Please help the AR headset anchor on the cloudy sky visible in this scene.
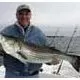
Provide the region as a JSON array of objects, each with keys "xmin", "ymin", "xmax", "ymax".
[{"xmin": 0, "ymin": 2, "xmax": 80, "ymax": 36}]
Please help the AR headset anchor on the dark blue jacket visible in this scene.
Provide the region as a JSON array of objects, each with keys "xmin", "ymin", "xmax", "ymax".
[{"xmin": 1, "ymin": 23, "xmax": 47, "ymax": 76}]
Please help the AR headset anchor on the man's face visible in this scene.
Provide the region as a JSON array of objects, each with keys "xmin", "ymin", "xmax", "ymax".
[{"xmin": 16, "ymin": 9, "xmax": 31, "ymax": 27}]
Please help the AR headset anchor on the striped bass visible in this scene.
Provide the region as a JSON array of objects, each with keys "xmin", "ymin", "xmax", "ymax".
[{"xmin": 0, "ymin": 35, "xmax": 78, "ymax": 72}]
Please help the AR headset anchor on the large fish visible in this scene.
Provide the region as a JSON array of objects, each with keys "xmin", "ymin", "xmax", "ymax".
[{"xmin": 0, "ymin": 34, "xmax": 79, "ymax": 72}]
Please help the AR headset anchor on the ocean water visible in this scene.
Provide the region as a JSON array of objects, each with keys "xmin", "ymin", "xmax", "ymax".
[{"xmin": 47, "ymin": 36, "xmax": 80, "ymax": 56}]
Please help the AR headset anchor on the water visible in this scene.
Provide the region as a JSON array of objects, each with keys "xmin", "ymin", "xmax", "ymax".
[{"xmin": 47, "ymin": 36, "xmax": 80, "ymax": 56}]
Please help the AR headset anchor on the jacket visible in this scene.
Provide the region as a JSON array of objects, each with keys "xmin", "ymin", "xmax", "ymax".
[{"xmin": 1, "ymin": 23, "xmax": 47, "ymax": 76}]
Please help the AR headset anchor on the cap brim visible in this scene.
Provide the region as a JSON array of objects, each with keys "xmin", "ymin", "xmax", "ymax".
[{"xmin": 17, "ymin": 8, "xmax": 31, "ymax": 12}]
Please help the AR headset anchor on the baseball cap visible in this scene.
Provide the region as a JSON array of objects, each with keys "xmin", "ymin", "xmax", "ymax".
[{"xmin": 16, "ymin": 4, "xmax": 31, "ymax": 12}]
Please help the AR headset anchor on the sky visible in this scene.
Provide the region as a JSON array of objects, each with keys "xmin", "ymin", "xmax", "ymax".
[{"xmin": 0, "ymin": 2, "xmax": 80, "ymax": 36}]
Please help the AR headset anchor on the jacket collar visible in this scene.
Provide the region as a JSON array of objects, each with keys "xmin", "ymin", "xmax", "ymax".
[{"xmin": 15, "ymin": 22, "xmax": 32, "ymax": 35}]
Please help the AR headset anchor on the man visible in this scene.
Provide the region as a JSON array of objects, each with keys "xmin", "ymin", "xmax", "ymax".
[{"xmin": 1, "ymin": 4, "xmax": 47, "ymax": 78}]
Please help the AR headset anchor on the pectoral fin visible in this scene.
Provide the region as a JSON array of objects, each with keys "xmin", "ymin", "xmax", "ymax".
[{"xmin": 17, "ymin": 51, "xmax": 28, "ymax": 60}]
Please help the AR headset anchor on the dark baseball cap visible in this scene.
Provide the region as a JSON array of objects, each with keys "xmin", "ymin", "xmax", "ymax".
[{"xmin": 16, "ymin": 4, "xmax": 31, "ymax": 12}]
